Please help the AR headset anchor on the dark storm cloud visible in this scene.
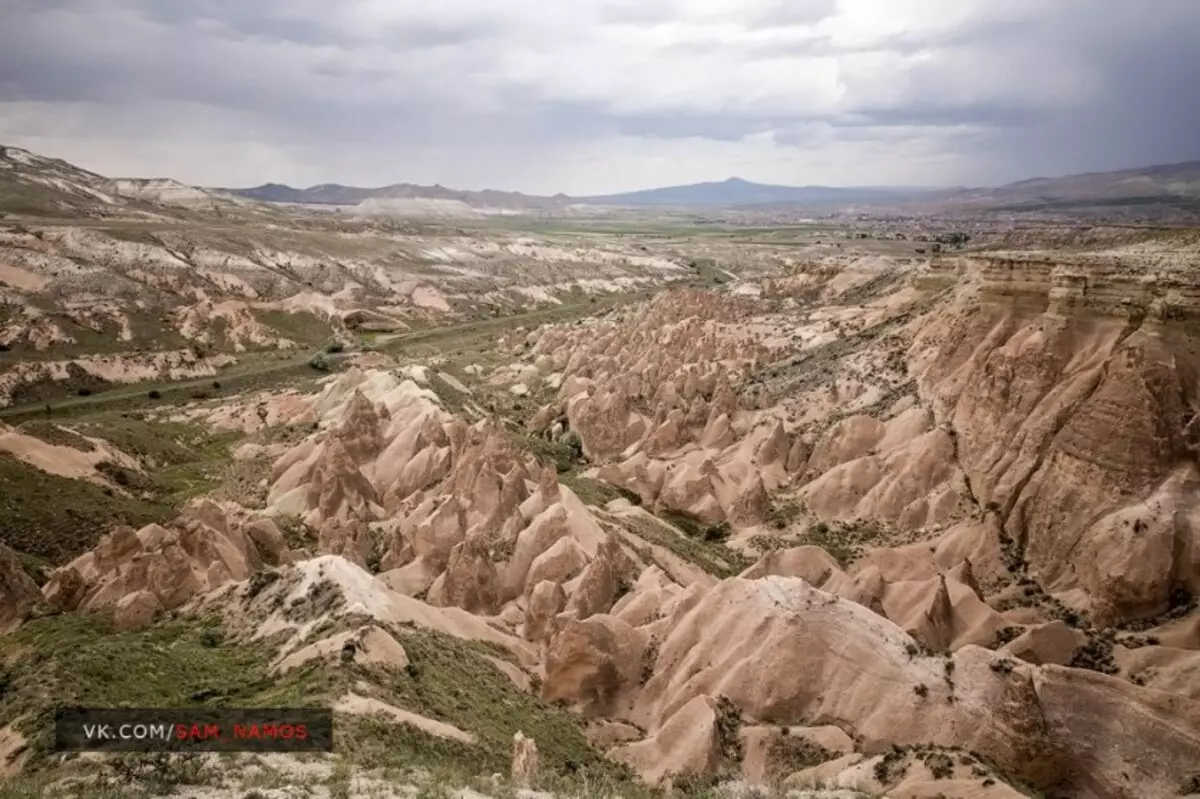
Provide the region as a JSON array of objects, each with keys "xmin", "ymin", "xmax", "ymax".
[{"xmin": 0, "ymin": 0, "xmax": 1198, "ymax": 191}]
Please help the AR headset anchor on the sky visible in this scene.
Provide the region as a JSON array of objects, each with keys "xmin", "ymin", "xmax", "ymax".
[{"xmin": 2, "ymin": 0, "xmax": 1198, "ymax": 195}]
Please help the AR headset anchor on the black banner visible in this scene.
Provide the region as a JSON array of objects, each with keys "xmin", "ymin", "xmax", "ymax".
[{"xmin": 54, "ymin": 708, "xmax": 334, "ymax": 752}]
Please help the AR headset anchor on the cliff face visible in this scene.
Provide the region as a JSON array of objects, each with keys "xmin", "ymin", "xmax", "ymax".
[{"xmin": 911, "ymin": 255, "xmax": 1200, "ymax": 624}]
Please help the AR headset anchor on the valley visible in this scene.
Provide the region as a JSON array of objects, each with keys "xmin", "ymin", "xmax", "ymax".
[{"xmin": 1, "ymin": 146, "xmax": 1199, "ymax": 799}]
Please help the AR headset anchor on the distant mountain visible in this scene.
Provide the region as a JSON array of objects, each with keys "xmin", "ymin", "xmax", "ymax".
[
  {"xmin": 225, "ymin": 176, "xmax": 924, "ymax": 211},
  {"xmin": 575, "ymin": 177, "xmax": 922, "ymax": 208},
  {"xmin": 13, "ymin": 142, "xmax": 1196, "ymax": 223},
  {"xmin": 224, "ymin": 182, "xmax": 571, "ymax": 212},
  {"xmin": 220, "ymin": 163, "xmax": 1200, "ymax": 218},
  {"xmin": 932, "ymin": 161, "xmax": 1200, "ymax": 213}
]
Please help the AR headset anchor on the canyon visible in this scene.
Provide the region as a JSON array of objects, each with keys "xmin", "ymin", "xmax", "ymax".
[{"xmin": 1, "ymin": 147, "xmax": 1199, "ymax": 799}]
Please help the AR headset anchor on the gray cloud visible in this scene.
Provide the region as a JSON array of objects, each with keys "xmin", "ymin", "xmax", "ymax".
[{"xmin": 0, "ymin": 0, "xmax": 1198, "ymax": 193}]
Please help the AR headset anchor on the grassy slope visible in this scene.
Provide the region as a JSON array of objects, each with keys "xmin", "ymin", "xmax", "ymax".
[
  {"xmin": 0, "ymin": 610, "xmax": 650, "ymax": 796},
  {"xmin": 0, "ymin": 416, "xmax": 240, "ymax": 575},
  {"xmin": 343, "ymin": 625, "xmax": 648, "ymax": 794},
  {"xmin": 0, "ymin": 615, "xmax": 332, "ymax": 761}
]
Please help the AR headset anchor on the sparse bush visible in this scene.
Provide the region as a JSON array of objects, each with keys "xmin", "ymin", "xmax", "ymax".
[
  {"xmin": 766, "ymin": 497, "xmax": 804, "ymax": 530},
  {"xmin": 924, "ymin": 751, "xmax": 954, "ymax": 779},
  {"xmin": 641, "ymin": 639, "xmax": 660, "ymax": 684},
  {"xmin": 147, "ymin": 389, "xmax": 162, "ymax": 400},
  {"xmin": 702, "ymin": 521, "xmax": 731, "ymax": 543},
  {"xmin": 308, "ymin": 353, "xmax": 331, "ymax": 372},
  {"xmin": 768, "ymin": 732, "xmax": 836, "ymax": 777},
  {"xmin": 101, "ymin": 752, "xmax": 215, "ymax": 794},
  {"xmin": 989, "ymin": 659, "xmax": 1015, "ymax": 676},
  {"xmin": 245, "ymin": 569, "xmax": 281, "ymax": 600},
  {"xmin": 914, "ymin": 683, "xmax": 929, "ymax": 698},
  {"xmin": 323, "ymin": 338, "xmax": 345, "ymax": 354},
  {"xmin": 77, "ymin": 388, "xmax": 92, "ymax": 397},
  {"xmin": 989, "ymin": 626, "xmax": 1023, "ymax": 649},
  {"xmin": 714, "ymin": 695, "xmax": 744, "ymax": 766},
  {"xmin": 199, "ymin": 628, "xmax": 224, "ymax": 649},
  {"xmin": 874, "ymin": 746, "xmax": 908, "ymax": 785},
  {"xmin": 1070, "ymin": 629, "xmax": 1119, "ymax": 675}
]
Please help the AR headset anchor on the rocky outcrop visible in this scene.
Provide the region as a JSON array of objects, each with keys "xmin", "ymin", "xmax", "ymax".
[
  {"xmin": 612, "ymin": 576, "xmax": 1200, "ymax": 797},
  {"xmin": 0, "ymin": 544, "xmax": 42, "ymax": 633},
  {"xmin": 511, "ymin": 732, "xmax": 539, "ymax": 790},
  {"xmin": 611, "ymin": 695, "xmax": 722, "ymax": 785},
  {"xmin": 567, "ymin": 531, "xmax": 635, "ymax": 621},
  {"xmin": 542, "ymin": 615, "xmax": 646, "ymax": 717},
  {"xmin": 433, "ymin": 538, "xmax": 499, "ymax": 615},
  {"xmin": 41, "ymin": 499, "xmax": 281, "ymax": 617},
  {"xmin": 113, "ymin": 590, "xmax": 163, "ymax": 632},
  {"xmin": 525, "ymin": 580, "xmax": 566, "ymax": 645},
  {"xmin": 1002, "ymin": 621, "xmax": 1085, "ymax": 666},
  {"xmin": 910, "ymin": 259, "xmax": 1200, "ymax": 624}
]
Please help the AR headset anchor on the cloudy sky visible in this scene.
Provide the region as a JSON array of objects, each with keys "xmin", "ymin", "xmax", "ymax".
[{"xmin": 2, "ymin": 0, "xmax": 1198, "ymax": 194}]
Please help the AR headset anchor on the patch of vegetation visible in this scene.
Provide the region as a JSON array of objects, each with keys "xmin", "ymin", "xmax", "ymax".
[
  {"xmin": 559, "ymin": 473, "xmax": 641, "ymax": 508},
  {"xmin": 0, "ymin": 453, "xmax": 170, "ymax": 565},
  {"xmin": 95, "ymin": 459, "xmax": 155, "ymax": 492},
  {"xmin": 747, "ymin": 534, "xmax": 789, "ymax": 553},
  {"xmin": 1119, "ymin": 634, "xmax": 1160, "ymax": 649},
  {"xmin": 768, "ymin": 732, "xmax": 835, "ymax": 776},
  {"xmin": 345, "ymin": 625, "xmax": 642, "ymax": 792},
  {"xmin": 922, "ymin": 751, "xmax": 955, "ymax": 780},
  {"xmin": 276, "ymin": 517, "xmax": 319, "ymax": 553},
  {"xmin": 764, "ymin": 496, "xmax": 804, "ymax": 531},
  {"xmin": 95, "ymin": 752, "xmax": 217, "ymax": 796},
  {"xmin": 701, "ymin": 521, "xmax": 731, "ymax": 543},
  {"xmin": 254, "ymin": 309, "xmax": 335, "ymax": 348},
  {"xmin": 14, "ymin": 421, "xmax": 96, "ymax": 452},
  {"xmin": 1069, "ymin": 629, "xmax": 1119, "ymax": 675},
  {"xmin": 6, "ymin": 364, "xmax": 111, "ymax": 407},
  {"xmin": 659, "ymin": 511, "xmax": 732, "ymax": 545},
  {"xmin": 0, "ymin": 614, "xmax": 334, "ymax": 769},
  {"xmin": 798, "ymin": 520, "xmax": 878, "ymax": 567},
  {"xmin": 998, "ymin": 530, "xmax": 1027, "ymax": 576},
  {"xmin": 989, "ymin": 626, "xmax": 1024, "ymax": 650},
  {"xmin": 614, "ymin": 514, "xmax": 749, "ymax": 579},
  {"xmin": 640, "ymin": 639, "xmax": 660, "ymax": 685},
  {"xmin": 1122, "ymin": 587, "xmax": 1198, "ymax": 632},
  {"xmin": 989, "ymin": 659, "xmax": 1016, "ymax": 676},
  {"xmin": 995, "ymin": 575, "xmax": 1089, "ymax": 629},
  {"xmin": 873, "ymin": 746, "xmax": 909, "ymax": 785},
  {"xmin": 516, "ymin": 433, "xmax": 583, "ymax": 474},
  {"xmin": 1180, "ymin": 773, "xmax": 1200, "ymax": 796},
  {"xmin": 245, "ymin": 569, "xmax": 282, "ymax": 600}
]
